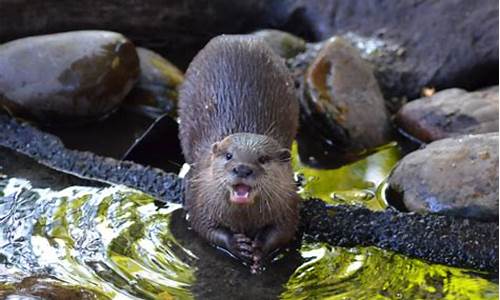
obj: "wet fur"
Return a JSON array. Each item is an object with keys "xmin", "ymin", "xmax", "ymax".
[
  {"xmin": 186, "ymin": 134, "xmax": 299, "ymax": 236},
  {"xmin": 179, "ymin": 35, "xmax": 299, "ymax": 164},
  {"xmin": 178, "ymin": 35, "xmax": 300, "ymax": 257}
]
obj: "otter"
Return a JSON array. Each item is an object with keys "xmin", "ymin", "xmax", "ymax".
[{"xmin": 178, "ymin": 35, "xmax": 300, "ymax": 271}]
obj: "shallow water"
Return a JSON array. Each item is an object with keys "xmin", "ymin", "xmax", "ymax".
[{"xmin": 0, "ymin": 143, "xmax": 497, "ymax": 299}]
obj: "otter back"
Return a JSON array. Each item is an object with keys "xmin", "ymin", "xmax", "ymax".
[{"xmin": 178, "ymin": 35, "xmax": 299, "ymax": 164}]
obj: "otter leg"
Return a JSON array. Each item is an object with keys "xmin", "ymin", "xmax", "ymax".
[
  {"xmin": 205, "ymin": 227, "xmax": 254, "ymax": 262},
  {"xmin": 251, "ymin": 226, "xmax": 294, "ymax": 268}
]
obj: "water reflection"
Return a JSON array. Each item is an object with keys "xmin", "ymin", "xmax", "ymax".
[
  {"xmin": 282, "ymin": 243, "xmax": 497, "ymax": 299},
  {"xmin": 291, "ymin": 142, "xmax": 400, "ymax": 210},
  {"xmin": 0, "ymin": 179, "xmax": 194, "ymax": 299}
]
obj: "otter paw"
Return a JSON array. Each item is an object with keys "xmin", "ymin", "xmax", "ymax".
[
  {"xmin": 231, "ymin": 233, "xmax": 254, "ymax": 262},
  {"xmin": 251, "ymin": 240, "xmax": 264, "ymax": 262}
]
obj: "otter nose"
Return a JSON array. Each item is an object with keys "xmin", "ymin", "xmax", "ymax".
[{"xmin": 232, "ymin": 164, "xmax": 253, "ymax": 178}]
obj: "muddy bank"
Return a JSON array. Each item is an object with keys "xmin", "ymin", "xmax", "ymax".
[{"xmin": 0, "ymin": 113, "xmax": 497, "ymax": 273}]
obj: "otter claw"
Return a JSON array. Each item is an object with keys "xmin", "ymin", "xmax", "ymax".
[
  {"xmin": 237, "ymin": 243, "xmax": 253, "ymax": 253},
  {"xmin": 230, "ymin": 233, "xmax": 255, "ymax": 262}
]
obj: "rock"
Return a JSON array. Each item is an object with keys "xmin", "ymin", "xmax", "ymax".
[
  {"xmin": 288, "ymin": 35, "xmax": 410, "ymax": 113},
  {"xmin": 4, "ymin": 276, "xmax": 104, "ymax": 300},
  {"xmin": 285, "ymin": 0, "xmax": 499, "ymax": 100},
  {"xmin": 1, "ymin": 1, "xmax": 495, "ymax": 96},
  {"xmin": 387, "ymin": 133, "xmax": 499, "ymax": 221},
  {"xmin": 293, "ymin": 37, "xmax": 392, "ymax": 168},
  {"xmin": 0, "ymin": 0, "xmax": 307, "ymax": 69},
  {"xmin": 251, "ymin": 29, "xmax": 306, "ymax": 59},
  {"xmin": 0, "ymin": 30, "xmax": 139, "ymax": 125},
  {"xmin": 395, "ymin": 86, "xmax": 499, "ymax": 143},
  {"xmin": 124, "ymin": 47, "xmax": 184, "ymax": 116}
]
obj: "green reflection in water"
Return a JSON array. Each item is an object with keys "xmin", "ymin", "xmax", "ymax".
[
  {"xmin": 282, "ymin": 243, "xmax": 498, "ymax": 300},
  {"xmin": 291, "ymin": 142, "xmax": 400, "ymax": 210},
  {"xmin": 0, "ymin": 178, "xmax": 195, "ymax": 299},
  {"xmin": 286, "ymin": 142, "xmax": 498, "ymax": 299}
]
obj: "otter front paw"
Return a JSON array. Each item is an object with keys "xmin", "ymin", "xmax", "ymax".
[
  {"xmin": 229, "ymin": 233, "xmax": 254, "ymax": 262},
  {"xmin": 250, "ymin": 240, "xmax": 264, "ymax": 274}
]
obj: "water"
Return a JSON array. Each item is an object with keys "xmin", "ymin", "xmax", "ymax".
[{"xmin": 0, "ymin": 143, "xmax": 497, "ymax": 299}]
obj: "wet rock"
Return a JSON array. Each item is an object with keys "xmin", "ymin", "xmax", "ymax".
[
  {"xmin": 0, "ymin": 1, "xmax": 311, "ymax": 70},
  {"xmin": 285, "ymin": 0, "xmax": 499, "ymax": 100},
  {"xmin": 395, "ymin": 86, "xmax": 499, "ymax": 143},
  {"xmin": 293, "ymin": 37, "xmax": 392, "ymax": 168},
  {"xmin": 251, "ymin": 29, "xmax": 306, "ymax": 59},
  {"xmin": 124, "ymin": 47, "xmax": 184, "ymax": 116},
  {"xmin": 387, "ymin": 133, "xmax": 499, "ymax": 221},
  {"xmin": 288, "ymin": 35, "xmax": 410, "ymax": 113},
  {"xmin": 2, "ymin": 276, "xmax": 105, "ymax": 300},
  {"xmin": 0, "ymin": 30, "xmax": 139, "ymax": 125},
  {"xmin": 1, "ymin": 1, "xmax": 495, "ymax": 96}
]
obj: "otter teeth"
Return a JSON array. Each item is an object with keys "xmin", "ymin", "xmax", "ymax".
[
  {"xmin": 235, "ymin": 190, "xmax": 249, "ymax": 197},
  {"xmin": 232, "ymin": 184, "xmax": 251, "ymax": 203}
]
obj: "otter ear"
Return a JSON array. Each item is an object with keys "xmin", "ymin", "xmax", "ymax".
[
  {"xmin": 211, "ymin": 142, "xmax": 220, "ymax": 154},
  {"xmin": 277, "ymin": 149, "xmax": 291, "ymax": 162}
]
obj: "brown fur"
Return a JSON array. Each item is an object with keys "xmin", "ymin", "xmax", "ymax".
[
  {"xmin": 178, "ymin": 35, "xmax": 300, "ymax": 264},
  {"xmin": 186, "ymin": 134, "xmax": 299, "ymax": 235}
]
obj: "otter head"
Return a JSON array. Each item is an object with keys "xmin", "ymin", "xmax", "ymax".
[{"xmin": 210, "ymin": 133, "xmax": 293, "ymax": 206}]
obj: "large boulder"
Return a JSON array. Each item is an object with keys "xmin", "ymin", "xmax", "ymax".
[
  {"xmin": 1, "ymin": 0, "xmax": 495, "ymax": 96},
  {"xmin": 387, "ymin": 133, "xmax": 499, "ymax": 221},
  {"xmin": 0, "ymin": 30, "xmax": 139, "ymax": 125},
  {"xmin": 395, "ymin": 86, "xmax": 499, "ymax": 142},
  {"xmin": 286, "ymin": 0, "xmax": 499, "ymax": 100},
  {"xmin": 292, "ymin": 37, "xmax": 392, "ymax": 168},
  {"xmin": 123, "ymin": 47, "xmax": 184, "ymax": 117}
]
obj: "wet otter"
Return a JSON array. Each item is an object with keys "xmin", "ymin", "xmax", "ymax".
[{"xmin": 178, "ymin": 35, "xmax": 300, "ymax": 271}]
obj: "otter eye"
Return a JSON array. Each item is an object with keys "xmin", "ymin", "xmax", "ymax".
[
  {"xmin": 225, "ymin": 152, "xmax": 233, "ymax": 160},
  {"xmin": 258, "ymin": 155, "xmax": 270, "ymax": 164}
]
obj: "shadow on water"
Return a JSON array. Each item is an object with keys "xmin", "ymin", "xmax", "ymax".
[
  {"xmin": 169, "ymin": 209, "xmax": 303, "ymax": 300},
  {"xmin": 0, "ymin": 144, "xmax": 498, "ymax": 299}
]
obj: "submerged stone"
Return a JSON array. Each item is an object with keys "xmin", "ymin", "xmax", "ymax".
[
  {"xmin": 396, "ymin": 86, "xmax": 499, "ymax": 142},
  {"xmin": 124, "ymin": 47, "xmax": 184, "ymax": 116},
  {"xmin": 387, "ymin": 133, "xmax": 499, "ymax": 221},
  {"xmin": 2, "ymin": 277, "xmax": 106, "ymax": 300},
  {"xmin": 0, "ymin": 30, "xmax": 139, "ymax": 125},
  {"xmin": 293, "ymin": 37, "xmax": 392, "ymax": 168}
]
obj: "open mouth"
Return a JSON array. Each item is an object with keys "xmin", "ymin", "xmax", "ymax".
[{"xmin": 230, "ymin": 184, "xmax": 252, "ymax": 204}]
